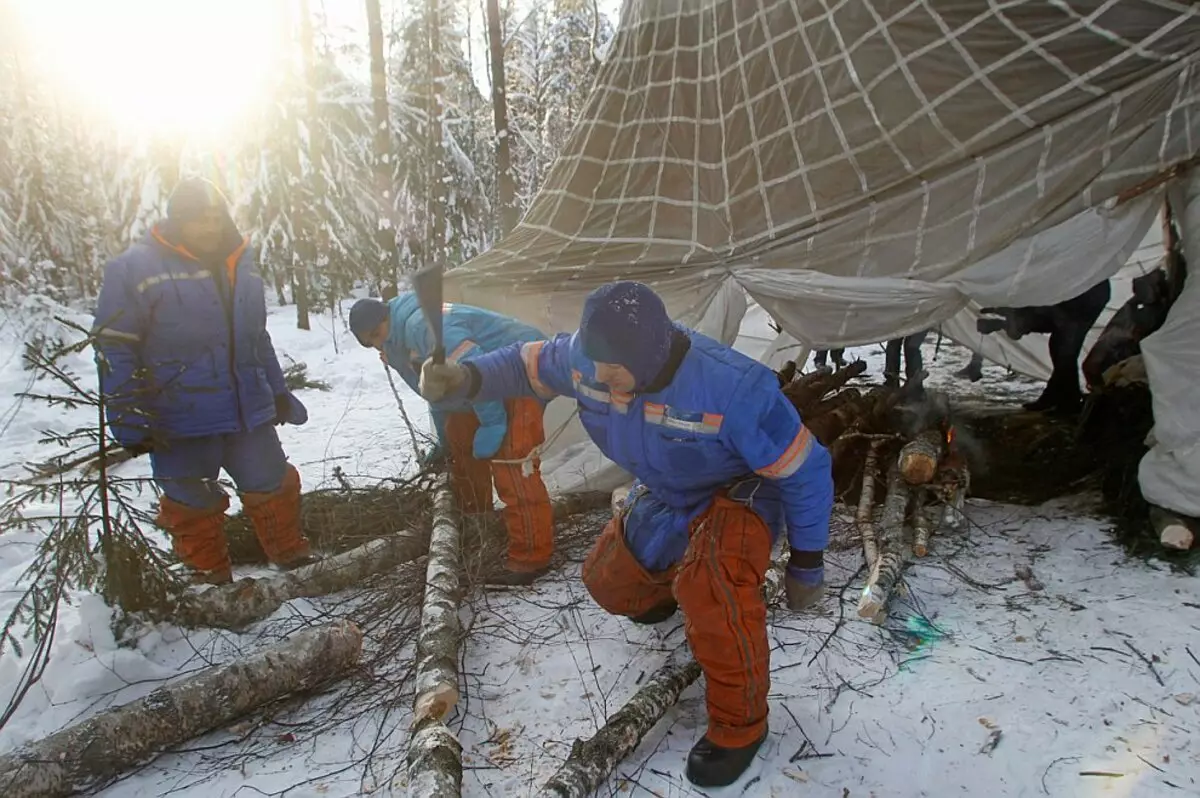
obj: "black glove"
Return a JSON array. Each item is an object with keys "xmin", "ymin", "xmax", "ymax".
[{"xmin": 274, "ymin": 394, "xmax": 291, "ymax": 425}]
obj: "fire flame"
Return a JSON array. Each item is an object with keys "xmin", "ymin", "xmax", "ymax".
[{"xmin": 946, "ymin": 426, "xmax": 956, "ymax": 446}]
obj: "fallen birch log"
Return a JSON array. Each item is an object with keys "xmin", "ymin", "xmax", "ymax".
[
  {"xmin": 407, "ymin": 481, "xmax": 464, "ymax": 798},
  {"xmin": 898, "ymin": 428, "xmax": 945, "ymax": 486},
  {"xmin": 858, "ymin": 462, "xmax": 911, "ymax": 622},
  {"xmin": 857, "ymin": 441, "xmax": 884, "ymax": 567},
  {"xmin": 0, "ymin": 620, "xmax": 363, "ymax": 798},
  {"xmin": 175, "ymin": 529, "xmax": 428, "ymax": 630},
  {"xmin": 536, "ymin": 562, "xmax": 786, "ymax": 798},
  {"xmin": 912, "ymin": 489, "xmax": 933, "ymax": 557}
]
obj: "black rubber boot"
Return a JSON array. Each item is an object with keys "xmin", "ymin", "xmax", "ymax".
[
  {"xmin": 630, "ymin": 600, "xmax": 678, "ymax": 625},
  {"xmin": 956, "ymin": 357, "xmax": 984, "ymax": 383},
  {"xmin": 685, "ymin": 729, "xmax": 767, "ymax": 787},
  {"xmin": 484, "ymin": 565, "xmax": 550, "ymax": 587}
]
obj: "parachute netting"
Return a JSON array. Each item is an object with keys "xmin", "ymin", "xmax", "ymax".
[
  {"xmin": 446, "ymin": 0, "xmax": 1200, "ymax": 349},
  {"xmin": 443, "ymin": 0, "xmax": 1200, "ymax": 510}
]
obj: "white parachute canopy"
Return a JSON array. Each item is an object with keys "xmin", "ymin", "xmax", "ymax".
[{"xmin": 443, "ymin": 0, "xmax": 1200, "ymax": 508}]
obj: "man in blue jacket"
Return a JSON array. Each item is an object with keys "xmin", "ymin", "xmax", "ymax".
[
  {"xmin": 92, "ymin": 178, "xmax": 311, "ymax": 584},
  {"xmin": 418, "ymin": 282, "xmax": 833, "ymax": 787},
  {"xmin": 348, "ymin": 294, "xmax": 555, "ymax": 585}
]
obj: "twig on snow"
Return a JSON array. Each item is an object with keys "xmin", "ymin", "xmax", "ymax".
[
  {"xmin": 1122, "ymin": 640, "xmax": 1165, "ymax": 687},
  {"xmin": 807, "ymin": 564, "xmax": 866, "ymax": 667},
  {"xmin": 1041, "ymin": 756, "xmax": 1080, "ymax": 794}
]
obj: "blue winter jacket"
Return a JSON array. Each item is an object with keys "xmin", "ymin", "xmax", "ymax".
[
  {"xmin": 382, "ymin": 293, "xmax": 546, "ymax": 459},
  {"xmin": 92, "ymin": 226, "xmax": 295, "ymax": 445},
  {"xmin": 468, "ymin": 328, "xmax": 833, "ymax": 563}
]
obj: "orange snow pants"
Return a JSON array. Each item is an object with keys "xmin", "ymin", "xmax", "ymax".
[
  {"xmin": 582, "ymin": 494, "xmax": 772, "ymax": 748},
  {"xmin": 445, "ymin": 398, "xmax": 554, "ymax": 572}
]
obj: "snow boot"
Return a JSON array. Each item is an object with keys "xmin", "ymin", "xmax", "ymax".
[
  {"xmin": 157, "ymin": 495, "xmax": 233, "ymax": 585},
  {"xmin": 630, "ymin": 600, "xmax": 678, "ymax": 625},
  {"xmin": 685, "ymin": 728, "xmax": 768, "ymax": 788},
  {"xmin": 955, "ymin": 358, "xmax": 984, "ymax": 382},
  {"xmin": 239, "ymin": 464, "xmax": 313, "ymax": 567},
  {"xmin": 484, "ymin": 564, "xmax": 551, "ymax": 587}
]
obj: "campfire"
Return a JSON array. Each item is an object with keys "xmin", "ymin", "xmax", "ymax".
[{"xmin": 777, "ymin": 363, "xmax": 973, "ymax": 623}]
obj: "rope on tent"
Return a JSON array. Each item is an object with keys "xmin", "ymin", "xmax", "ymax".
[{"xmin": 491, "ymin": 406, "xmax": 580, "ymax": 477}]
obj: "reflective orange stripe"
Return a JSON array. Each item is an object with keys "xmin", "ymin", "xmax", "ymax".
[
  {"xmin": 448, "ymin": 339, "xmax": 477, "ymax": 363},
  {"xmin": 756, "ymin": 426, "xmax": 814, "ymax": 479},
  {"xmin": 522, "ymin": 341, "xmax": 555, "ymax": 399}
]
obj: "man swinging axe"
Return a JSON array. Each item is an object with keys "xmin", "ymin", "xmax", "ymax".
[{"xmin": 418, "ymin": 281, "xmax": 833, "ymax": 787}]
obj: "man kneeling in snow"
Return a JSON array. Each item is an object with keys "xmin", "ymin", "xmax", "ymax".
[
  {"xmin": 349, "ymin": 295, "xmax": 555, "ymax": 586},
  {"xmin": 419, "ymin": 282, "xmax": 833, "ymax": 787},
  {"xmin": 92, "ymin": 178, "xmax": 313, "ymax": 584}
]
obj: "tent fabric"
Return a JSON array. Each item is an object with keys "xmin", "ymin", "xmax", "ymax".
[
  {"xmin": 445, "ymin": 0, "xmax": 1200, "ymax": 498},
  {"xmin": 446, "ymin": 0, "xmax": 1200, "ymax": 349},
  {"xmin": 1139, "ymin": 170, "xmax": 1200, "ymax": 518}
]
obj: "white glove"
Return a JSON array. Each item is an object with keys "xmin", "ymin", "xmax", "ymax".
[{"xmin": 419, "ymin": 358, "xmax": 470, "ymax": 402}]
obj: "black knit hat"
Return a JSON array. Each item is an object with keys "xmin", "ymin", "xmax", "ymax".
[{"xmin": 166, "ymin": 177, "xmax": 229, "ymax": 225}]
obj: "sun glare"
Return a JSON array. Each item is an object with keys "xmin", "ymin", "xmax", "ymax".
[{"xmin": 14, "ymin": 0, "xmax": 282, "ymax": 143}]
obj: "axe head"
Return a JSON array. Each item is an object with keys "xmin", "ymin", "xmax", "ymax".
[{"xmin": 411, "ymin": 263, "xmax": 446, "ymax": 364}]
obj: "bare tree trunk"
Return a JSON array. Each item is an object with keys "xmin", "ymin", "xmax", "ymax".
[
  {"xmin": 425, "ymin": 0, "xmax": 447, "ymax": 271},
  {"xmin": 295, "ymin": 0, "xmax": 324, "ymax": 332},
  {"xmin": 0, "ymin": 621, "xmax": 363, "ymax": 798},
  {"xmin": 279, "ymin": 0, "xmax": 311, "ymax": 330},
  {"xmin": 175, "ymin": 531, "xmax": 428, "ymax": 630},
  {"xmin": 486, "ymin": 0, "xmax": 518, "ymax": 235},
  {"xmin": 366, "ymin": 0, "xmax": 399, "ymax": 295},
  {"xmin": 407, "ymin": 481, "xmax": 463, "ymax": 797}
]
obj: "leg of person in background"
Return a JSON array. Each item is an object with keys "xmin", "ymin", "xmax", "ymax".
[
  {"xmin": 883, "ymin": 338, "xmax": 902, "ymax": 387},
  {"xmin": 903, "ymin": 330, "xmax": 929, "ymax": 380},
  {"xmin": 485, "ymin": 398, "xmax": 555, "ymax": 586},
  {"xmin": 674, "ymin": 495, "xmax": 773, "ymax": 787},
  {"xmin": 812, "ymin": 349, "xmax": 828, "ymax": 368},
  {"xmin": 444, "ymin": 410, "xmax": 494, "ymax": 514},
  {"xmin": 956, "ymin": 351, "xmax": 985, "ymax": 382},
  {"xmin": 151, "ymin": 436, "xmax": 232, "ymax": 584},
  {"xmin": 830, "ymin": 348, "xmax": 846, "ymax": 369},
  {"xmin": 1025, "ymin": 280, "xmax": 1110, "ymax": 413},
  {"xmin": 225, "ymin": 423, "xmax": 313, "ymax": 568}
]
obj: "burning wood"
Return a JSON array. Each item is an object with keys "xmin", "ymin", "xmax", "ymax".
[
  {"xmin": 934, "ymin": 426, "xmax": 970, "ymax": 534},
  {"xmin": 771, "ymin": 359, "xmax": 974, "ymax": 616}
]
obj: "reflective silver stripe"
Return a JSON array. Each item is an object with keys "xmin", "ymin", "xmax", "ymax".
[
  {"xmin": 136, "ymin": 270, "xmax": 212, "ymax": 294},
  {"xmin": 756, "ymin": 427, "xmax": 815, "ymax": 479},
  {"xmin": 94, "ymin": 328, "xmax": 140, "ymax": 343},
  {"xmin": 576, "ymin": 382, "xmax": 611, "ymax": 404}
]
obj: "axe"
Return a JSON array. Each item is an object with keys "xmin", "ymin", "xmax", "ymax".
[{"xmin": 411, "ymin": 263, "xmax": 446, "ymax": 364}]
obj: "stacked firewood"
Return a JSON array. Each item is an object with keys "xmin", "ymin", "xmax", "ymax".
[{"xmin": 777, "ymin": 361, "xmax": 971, "ymax": 623}]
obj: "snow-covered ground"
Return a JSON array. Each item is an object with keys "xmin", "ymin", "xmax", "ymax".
[{"xmin": 0, "ymin": 298, "xmax": 1197, "ymax": 797}]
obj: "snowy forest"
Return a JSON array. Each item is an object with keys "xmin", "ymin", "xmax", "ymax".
[{"xmin": 0, "ymin": 0, "xmax": 614, "ymax": 322}]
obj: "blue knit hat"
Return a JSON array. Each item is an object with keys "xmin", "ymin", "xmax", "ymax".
[
  {"xmin": 349, "ymin": 298, "xmax": 390, "ymax": 347},
  {"xmin": 579, "ymin": 282, "xmax": 674, "ymax": 388}
]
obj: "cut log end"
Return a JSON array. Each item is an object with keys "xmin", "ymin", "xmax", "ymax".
[
  {"xmin": 899, "ymin": 429, "xmax": 945, "ymax": 486},
  {"xmin": 413, "ymin": 683, "xmax": 460, "ymax": 726}
]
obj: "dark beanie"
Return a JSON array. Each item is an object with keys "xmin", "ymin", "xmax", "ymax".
[
  {"xmin": 167, "ymin": 177, "xmax": 229, "ymax": 225},
  {"xmin": 579, "ymin": 282, "xmax": 674, "ymax": 388},
  {"xmin": 349, "ymin": 298, "xmax": 390, "ymax": 347}
]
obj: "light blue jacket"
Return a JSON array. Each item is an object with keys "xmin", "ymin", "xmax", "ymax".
[{"xmin": 383, "ymin": 293, "xmax": 546, "ymax": 458}]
